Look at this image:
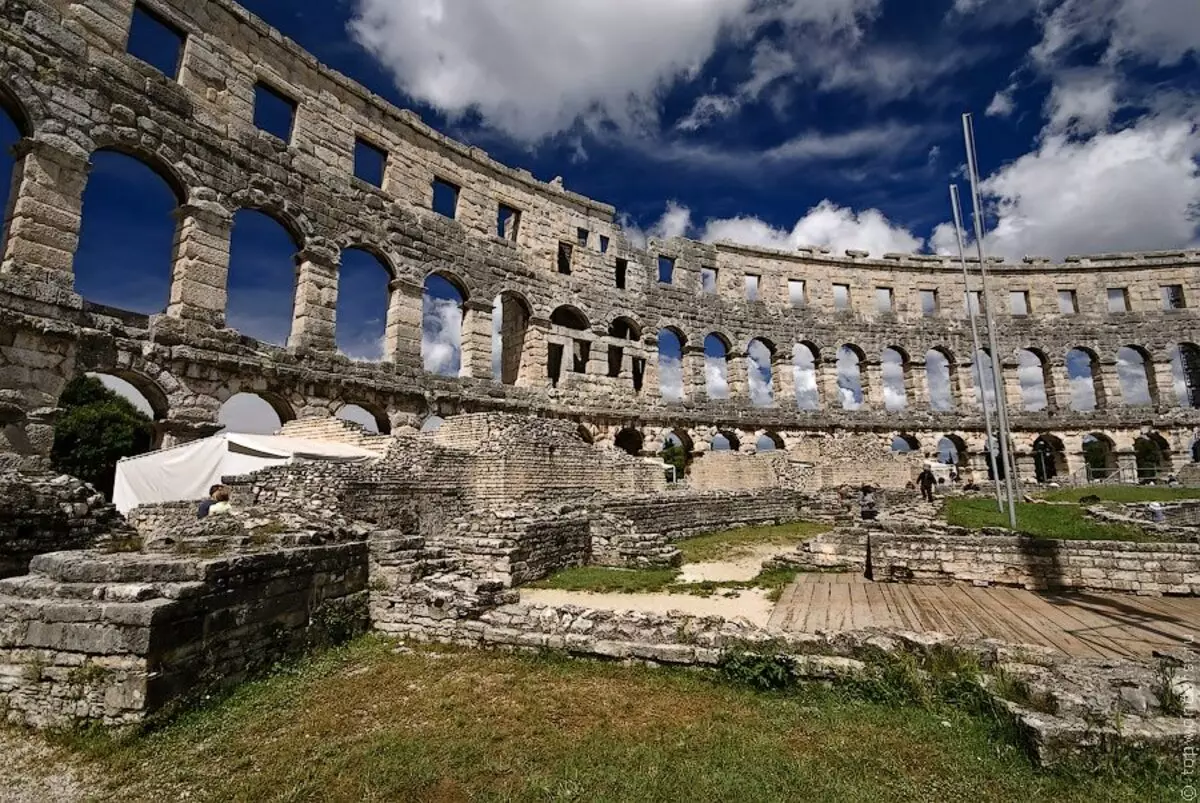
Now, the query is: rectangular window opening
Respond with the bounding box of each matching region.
[701,267,718,294]
[599,235,610,254]
[658,256,676,284]
[1057,289,1078,315]
[607,345,623,378]
[919,289,938,316]
[966,290,982,316]
[745,274,761,301]
[497,203,521,241]
[431,177,460,219]
[547,343,564,387]
[577,228,589,248]
[128,3,186,79]
[557,242,573,275]
[1010,290,1030,316]
[833,283,851,312]
[632,357,646,393]
[876,287,894,314]
[789,280,806,308]
[253,81,298,142]
[353,138,387,188]
[1107,287,1130,313]
[1163,284,1186,310]
[615,258,628,289]
[573,341,590,373]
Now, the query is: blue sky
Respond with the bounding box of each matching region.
[4,0,1199,434]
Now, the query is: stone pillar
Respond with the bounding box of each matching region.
[1116,450,1138,482]
[384,279,423,368]
[864,361,884,410]
[459,300,494,380]
[726,351,748,401]
[641,335,661,398]
[682,345,706,401]
[1,138,90,290]
[1097,361,1120,410]
[1153,359,1178,411]
[521,318,551,387]
[1001,357,1023,412]
[909,359,929,410]
[289,245,339,352]
[773,352,794,408]
[167,202,232,325]
[958,361,981,410]
[1050,361,1074,412]
[821,357,842,410]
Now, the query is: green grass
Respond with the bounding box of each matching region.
[50,637,1176,802]
[946,498,1158,542]
[678,521,831,563]
[526,565,681,593]
[1039,486,1200,503]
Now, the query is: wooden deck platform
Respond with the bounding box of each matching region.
[768,573,1200,659]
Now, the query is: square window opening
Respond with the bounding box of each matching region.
[599,235,610,254]
[1010,290,1030,316]
[745,274,761,301]
[1163,284,1186,310]
[615,258,628,289]
[919,289,938,316]
[353,138,387,188]
[128,3,186,79]
[788,280,806,308]
[497,204,521,241]
[577,228,589,248]
[833,283,851,311]
[1057,289,1078,314]
[573,341,590,373]
[876,287,894,314]
[431,178,460,219]
[557,242,573,275]
[658,256,675,284]
[701,267,718,294]
[253,81,298,142]
[1107,287,1130,313]
[608,345,623,378]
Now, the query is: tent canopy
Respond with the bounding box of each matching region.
[112,433,376,514]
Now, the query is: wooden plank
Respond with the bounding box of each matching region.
[1049,594,1185,656]
[847,580,871,630]
[883,583,928,632]
[990,588,1093,656]
[783,576,820,632]
[1036,595,1143,658]
[863,581,899,630]
[1015,591,1113,660]
[925,585,986,638]
[958,585,1041,645]
[799,578,831,633]
[767,582,797,630]
[827,580,854,632]
[1119,596,1200,644]
[906,585,955,635]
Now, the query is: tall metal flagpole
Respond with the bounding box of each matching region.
[950,185,1004,513]
[963,112,1018,529]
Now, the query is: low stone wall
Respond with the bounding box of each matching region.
[786,528,1200,595]
[125,501,200,535]
[0,468,129,578]
[0,535,369,728]
[601,490,808,543]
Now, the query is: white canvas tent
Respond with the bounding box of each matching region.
[112,432,377,514]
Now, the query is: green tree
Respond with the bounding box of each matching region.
[51,376,154,498]
[660,444,687,481]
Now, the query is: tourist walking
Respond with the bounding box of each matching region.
[917,466,936,503]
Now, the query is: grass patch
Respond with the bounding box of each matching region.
[526,566,681,593]
[50,637,1174,802]
[1040,486,1200,503]
[946,498,1158,542]
[678,521,830,563]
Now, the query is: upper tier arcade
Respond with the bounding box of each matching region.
[1,0,1198,476]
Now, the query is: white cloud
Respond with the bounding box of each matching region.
[1034,0,1200,69]
[986,86,1016,117]
[1066,349,1098,411]
[747,340,773,406]
[836,346,864,410]
[881,348,907,411]
[350,0,880,142]
[702,200,923,257]
[1017,350,1049,411]
[705,357,730,399]
[491,296,503,380]
[925,350,954,412]
[658,351,684,401]
[1044,72,1119,135]
[794,345,820,410]
[422,295,462,376]
[971,350,998,411]
[1116,347,1154,406]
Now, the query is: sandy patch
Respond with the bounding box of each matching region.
[519,587,776,626]
[677,545,793,583]
[0,729,94,803]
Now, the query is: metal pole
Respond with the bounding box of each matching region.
[963,112,1018,529]
[950,185,1004,513]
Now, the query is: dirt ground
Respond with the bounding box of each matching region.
[0,729,94,803]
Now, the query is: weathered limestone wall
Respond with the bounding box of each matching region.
[0,467,128,578]
[686,452,816,492]
[600,490,808,543]
[278,418,394,455]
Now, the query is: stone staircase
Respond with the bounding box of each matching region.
[279,418,393,455]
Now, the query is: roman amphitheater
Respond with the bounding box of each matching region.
[1,0,1199,770]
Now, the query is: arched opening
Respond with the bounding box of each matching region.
[493,291,531,385]
[881,347,908,411]
[660,430,694,481]
[0,95,27,252]
[710,430,741,452]
[548,305,591,385]
[704,333,731,400]
[423,274,466,376]
[550,305,589,330]
[228,209,302,345]
[420,415,445,433]
[925,348,956,411]
[337,248,392,362]
[1032,434,1068,483]
[609,317,641,341]
[837,345,865,410]
[218,392,295,435]
[51,374,155,499]
[1082,433,1117,481]
[614,427,643,456]
[794,342,819,410]
[747,338,774,407]
[85,371,168,422]
[756,431,785,453]
[891,433,920,454]
[937,435,967,469]
[984,436,1007,481]
[74,150,184,314]
[1134,432,1171,482]
[607,317,645,390]
[1171,343,1200,408]
[657,328,685,402]
[337,403,390,435]
[1066,348,1101,411]
[1017,349,1051,411]
[971,348,997,412]
[1116,346,1156,407]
